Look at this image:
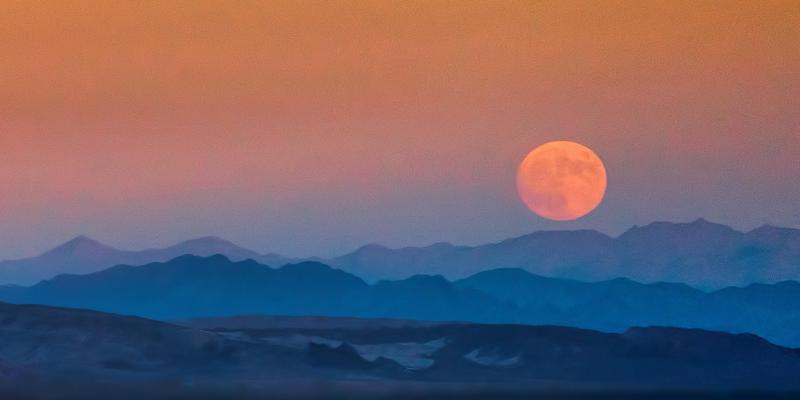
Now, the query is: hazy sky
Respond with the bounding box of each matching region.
[1,0,798,259]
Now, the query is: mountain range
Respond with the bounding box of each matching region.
[2,254,800,347]
[0,235,267,286]
[2,219,799,289]
[325,219,800,288]
[3,300,800,397]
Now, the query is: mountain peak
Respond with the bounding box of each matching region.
[166,236,260,260]
[692,217,709,224]
[65,235,100,246]
[751,224,778,232]
[41,235,119,258]
[177,236,231,245]
[280,261,334,272]
[424,242,456,250]
[748,224,800,236]
[687,217,733,230]
[619,218,739,239]
[496,228,613,249]
[171,236,242,249]
[353,243,391,253]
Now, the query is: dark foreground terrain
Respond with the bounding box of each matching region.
[2,302,800,399]
[4,382,800,400]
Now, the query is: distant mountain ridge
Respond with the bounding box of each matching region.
[2,218,800,288]
[3,254,800,347]
[324,219,800,288]
[0,235,289,286]
[328,228,618,284]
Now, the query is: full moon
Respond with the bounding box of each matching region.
[517,141,607,221]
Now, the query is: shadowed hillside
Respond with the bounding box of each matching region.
[3,255,800,347]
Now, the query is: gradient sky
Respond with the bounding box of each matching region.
[1,0,798,259]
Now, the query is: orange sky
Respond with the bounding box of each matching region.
[1,0,798,258]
